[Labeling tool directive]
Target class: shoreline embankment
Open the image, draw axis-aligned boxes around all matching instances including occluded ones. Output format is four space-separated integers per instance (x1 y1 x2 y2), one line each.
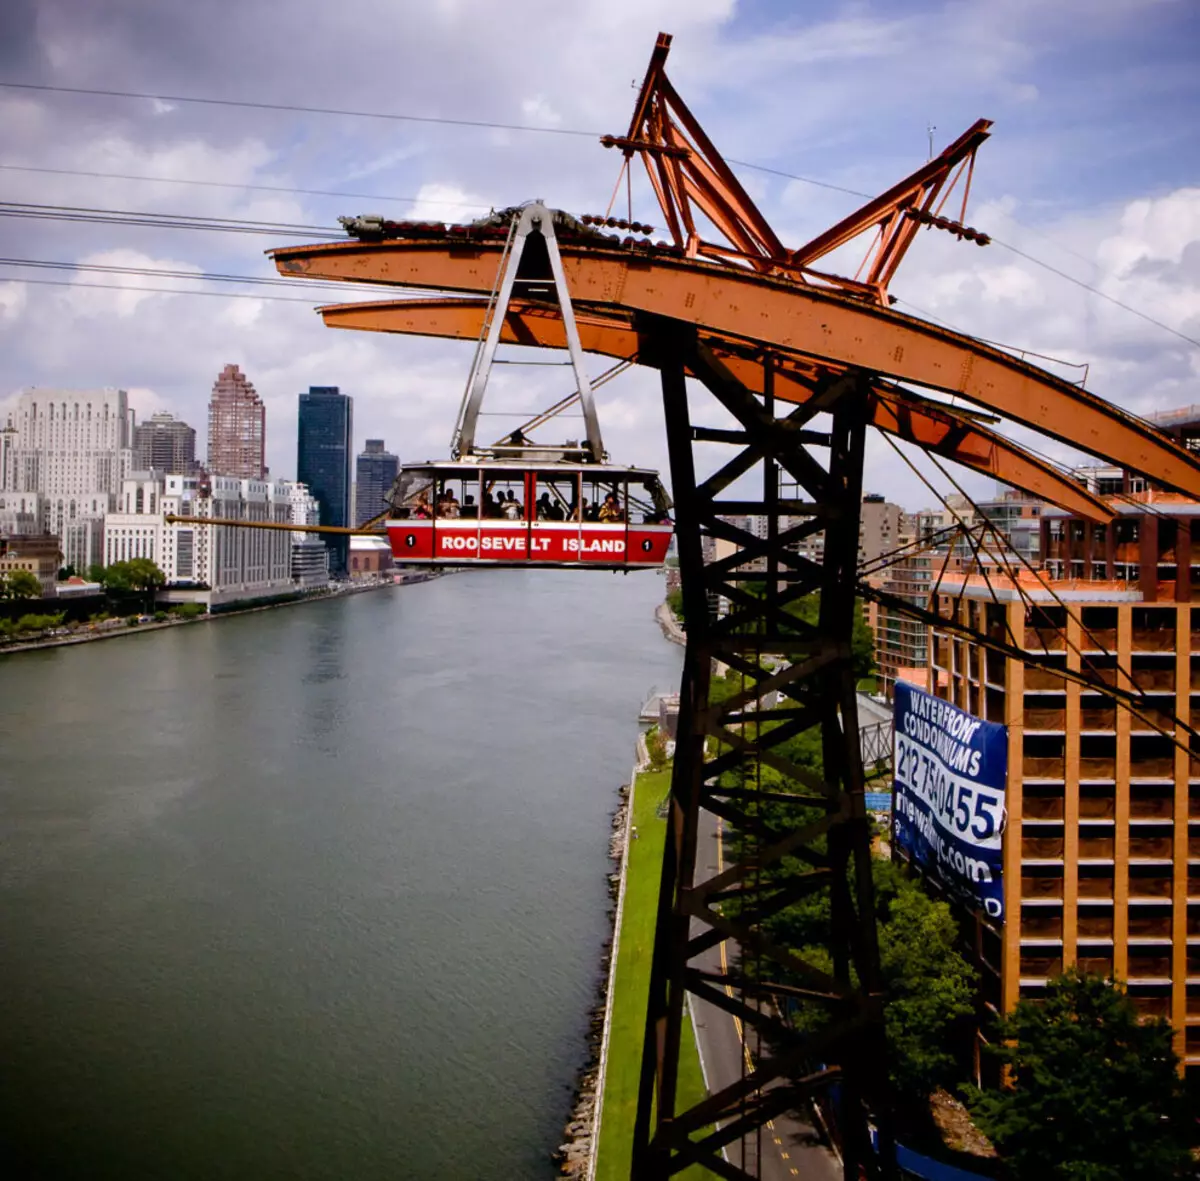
0 576 427 658
554 596 687 1177
554 732 647 1177
654 600 685 647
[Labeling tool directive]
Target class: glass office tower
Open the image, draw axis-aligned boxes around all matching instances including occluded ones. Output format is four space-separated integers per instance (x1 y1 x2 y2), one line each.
355 439 399 526
297 386 353 575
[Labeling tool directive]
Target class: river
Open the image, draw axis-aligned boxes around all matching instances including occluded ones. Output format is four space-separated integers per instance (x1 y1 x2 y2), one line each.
0 570 683 1180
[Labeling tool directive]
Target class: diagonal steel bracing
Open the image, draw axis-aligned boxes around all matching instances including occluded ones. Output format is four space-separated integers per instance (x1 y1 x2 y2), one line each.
633 319 894 1179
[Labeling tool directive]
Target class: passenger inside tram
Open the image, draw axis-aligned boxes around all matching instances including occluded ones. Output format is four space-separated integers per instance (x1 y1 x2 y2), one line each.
391 468 671 531
536 472 576 521
599 493 625 523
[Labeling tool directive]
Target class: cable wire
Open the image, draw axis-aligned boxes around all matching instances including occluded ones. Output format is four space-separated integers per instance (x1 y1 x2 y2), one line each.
0 198 339 233
0 162 492 209
3 276 335 303
991 237 1200 351
0 256 429 298
0 79 601 138
4 80 1195 351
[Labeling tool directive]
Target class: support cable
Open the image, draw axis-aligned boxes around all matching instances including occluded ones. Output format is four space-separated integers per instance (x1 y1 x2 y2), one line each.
864 445 1200 757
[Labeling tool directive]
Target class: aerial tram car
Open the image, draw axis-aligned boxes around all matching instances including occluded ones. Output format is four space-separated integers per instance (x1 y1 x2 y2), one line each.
381 202 674 571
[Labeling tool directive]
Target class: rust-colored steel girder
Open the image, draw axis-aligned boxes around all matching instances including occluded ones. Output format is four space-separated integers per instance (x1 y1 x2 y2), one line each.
313 294 1112 521
271 236 1200 499
609 32 991 304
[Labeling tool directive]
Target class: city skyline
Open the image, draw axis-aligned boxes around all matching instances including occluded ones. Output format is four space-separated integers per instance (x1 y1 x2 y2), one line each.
0 4 1195 509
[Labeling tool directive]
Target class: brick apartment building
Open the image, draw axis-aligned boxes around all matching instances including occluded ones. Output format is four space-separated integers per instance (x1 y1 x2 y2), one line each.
927 490 1200 1073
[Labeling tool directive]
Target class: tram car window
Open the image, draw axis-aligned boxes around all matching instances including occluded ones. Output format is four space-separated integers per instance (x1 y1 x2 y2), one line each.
482 474 526 520
535 471 577 520
434 474 477 519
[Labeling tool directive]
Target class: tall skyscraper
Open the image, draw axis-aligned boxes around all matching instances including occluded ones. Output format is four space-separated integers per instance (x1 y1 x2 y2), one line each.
354 439 399 525
3 387 133 569
297 386 353 575
134 411 197 474
207 363 266 479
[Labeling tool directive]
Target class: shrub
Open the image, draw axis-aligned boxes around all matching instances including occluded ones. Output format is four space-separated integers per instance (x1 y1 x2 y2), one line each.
126 616 140 627
169 603 206 619
153 611 168 622
645 726 670 770
15 613 65 633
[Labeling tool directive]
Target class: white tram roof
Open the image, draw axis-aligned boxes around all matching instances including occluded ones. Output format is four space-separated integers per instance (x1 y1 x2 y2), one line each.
400 459 663 477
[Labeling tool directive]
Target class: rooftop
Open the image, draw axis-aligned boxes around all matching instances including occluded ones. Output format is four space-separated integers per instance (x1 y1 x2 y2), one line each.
937 570 1144 602
1043 488 1200 518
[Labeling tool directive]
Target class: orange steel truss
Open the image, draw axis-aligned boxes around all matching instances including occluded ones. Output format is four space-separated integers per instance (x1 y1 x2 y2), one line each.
605 32 992 305
265 31 1200 1180
274 232 1200 499
314 295 1112 521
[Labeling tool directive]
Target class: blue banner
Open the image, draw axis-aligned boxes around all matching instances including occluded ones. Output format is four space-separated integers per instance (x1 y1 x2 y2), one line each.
892 684 1007 921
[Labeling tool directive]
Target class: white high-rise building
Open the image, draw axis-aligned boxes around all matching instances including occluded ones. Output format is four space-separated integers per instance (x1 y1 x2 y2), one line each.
284 481 329 589
0 424 16 492
104 472 302 607
0 491 43 536
4 388 134 570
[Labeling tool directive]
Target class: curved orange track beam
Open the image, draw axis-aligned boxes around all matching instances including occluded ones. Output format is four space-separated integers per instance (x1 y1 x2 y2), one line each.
272 237 1200 498
316 295 1111 521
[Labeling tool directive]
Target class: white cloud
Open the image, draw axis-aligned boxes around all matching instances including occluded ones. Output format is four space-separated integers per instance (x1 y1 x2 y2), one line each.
405 182 493 222
520 96 562 128
0 0 1196 513
0 281 27 322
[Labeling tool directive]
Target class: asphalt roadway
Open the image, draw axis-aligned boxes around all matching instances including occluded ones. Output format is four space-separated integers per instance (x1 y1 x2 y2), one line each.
688 808 843 1181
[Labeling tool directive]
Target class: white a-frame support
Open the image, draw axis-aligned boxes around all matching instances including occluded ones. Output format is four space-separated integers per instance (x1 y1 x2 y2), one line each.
452 203 605 461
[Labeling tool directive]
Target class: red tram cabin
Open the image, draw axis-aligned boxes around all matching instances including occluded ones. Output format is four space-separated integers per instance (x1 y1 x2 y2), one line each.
386 462 673 571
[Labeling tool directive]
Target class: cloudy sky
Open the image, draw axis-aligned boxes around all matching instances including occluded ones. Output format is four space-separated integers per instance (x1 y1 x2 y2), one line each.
0 0 1197 508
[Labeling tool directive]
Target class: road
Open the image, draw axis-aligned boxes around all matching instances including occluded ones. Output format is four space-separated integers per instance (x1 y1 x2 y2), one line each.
688 808 842 1181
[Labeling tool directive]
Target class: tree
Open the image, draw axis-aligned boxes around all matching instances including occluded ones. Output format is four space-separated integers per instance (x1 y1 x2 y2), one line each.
57 565 76 581
97 560 165 608
2 569 42 599
966 970 1193 1180
739 585 876 681
125 558 166 590
878 877 977 1104
764 859 976 1107
96 563 131 591
126 558 166 612
85 563 106 584
665 586 684 622
782 592 875 681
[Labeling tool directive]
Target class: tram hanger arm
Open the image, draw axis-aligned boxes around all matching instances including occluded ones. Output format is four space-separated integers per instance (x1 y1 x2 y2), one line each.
312 294 1112 522
164 514 388 536
271 236 1200 499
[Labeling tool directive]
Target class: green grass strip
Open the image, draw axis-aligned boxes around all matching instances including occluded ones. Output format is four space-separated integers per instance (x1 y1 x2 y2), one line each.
595 768 710 1181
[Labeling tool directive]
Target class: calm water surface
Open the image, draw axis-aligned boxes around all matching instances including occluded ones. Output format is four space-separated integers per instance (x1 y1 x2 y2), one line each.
0 571 682 1180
